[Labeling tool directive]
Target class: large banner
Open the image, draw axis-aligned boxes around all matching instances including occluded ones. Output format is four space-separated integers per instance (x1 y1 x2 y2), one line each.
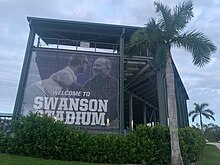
21 50 120 129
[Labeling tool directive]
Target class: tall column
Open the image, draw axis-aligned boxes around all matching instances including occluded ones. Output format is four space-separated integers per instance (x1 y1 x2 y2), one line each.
184 99 189 126
143 104 147 124
156 69 168 126
179 90 185 127
119 28 125 134
13 22 36 120
153 109 156 126
129 93 133 131
175 86 181 128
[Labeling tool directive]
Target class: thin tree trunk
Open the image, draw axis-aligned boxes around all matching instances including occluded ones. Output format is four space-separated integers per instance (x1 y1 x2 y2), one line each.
165 47 183 165
200 113 203 133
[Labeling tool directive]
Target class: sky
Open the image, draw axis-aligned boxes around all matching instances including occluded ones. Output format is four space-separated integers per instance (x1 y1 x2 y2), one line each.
0 0 219 126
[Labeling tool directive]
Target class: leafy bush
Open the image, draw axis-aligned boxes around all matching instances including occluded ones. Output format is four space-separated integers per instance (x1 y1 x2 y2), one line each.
0 132 7 153
2 114 205 164
0 131 14 154
7 113 75 159
127 125 170 164
179 127 205 164
204 123 220 142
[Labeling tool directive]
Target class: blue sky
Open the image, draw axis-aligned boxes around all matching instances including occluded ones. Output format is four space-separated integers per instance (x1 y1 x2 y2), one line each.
0 0 219 126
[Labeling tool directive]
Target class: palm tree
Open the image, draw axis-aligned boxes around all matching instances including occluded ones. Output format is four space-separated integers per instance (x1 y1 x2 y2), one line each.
189 103 215 132
126 1 216 165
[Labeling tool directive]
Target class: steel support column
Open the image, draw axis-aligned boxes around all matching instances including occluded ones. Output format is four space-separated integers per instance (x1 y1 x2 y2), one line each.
119 28 125 134
129 93 133 131
13 21 36 120
143 104 147 124
156 69 168 126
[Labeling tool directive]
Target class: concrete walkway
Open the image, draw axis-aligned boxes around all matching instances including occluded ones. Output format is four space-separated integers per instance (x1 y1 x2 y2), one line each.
207 142 220 150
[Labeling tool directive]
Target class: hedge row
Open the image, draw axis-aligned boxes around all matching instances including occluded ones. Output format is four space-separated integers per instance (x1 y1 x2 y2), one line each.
0 114 205 164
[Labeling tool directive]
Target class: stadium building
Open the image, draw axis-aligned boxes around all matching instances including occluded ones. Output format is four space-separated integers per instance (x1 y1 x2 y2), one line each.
13 17 189 133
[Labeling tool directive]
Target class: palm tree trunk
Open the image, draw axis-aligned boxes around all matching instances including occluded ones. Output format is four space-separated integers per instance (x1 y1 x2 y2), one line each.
200 113 203 133
165 47 183 165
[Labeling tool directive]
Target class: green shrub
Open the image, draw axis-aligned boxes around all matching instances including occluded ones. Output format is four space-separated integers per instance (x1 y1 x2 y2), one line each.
2 114 205 164
127 125 170 164
0 132 7 153
151 126 171 164
0 132 13 154
8 113 75 159
84 133 123 163
179 127 205 164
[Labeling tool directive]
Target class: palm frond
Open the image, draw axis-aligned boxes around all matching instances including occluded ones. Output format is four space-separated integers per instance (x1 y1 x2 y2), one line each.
192 113 199 122
172 0 193 32
125 28 149 56
173 31 217 67
154 43 167 68
193 103 199 106
202 113 215 121
203 109 215 115
209 115 215 121
145 18 164 43
193 103 201 113
200 102 209 109
126 18 165 58
191 102 215 123
188 110 196 116
154 1 172 33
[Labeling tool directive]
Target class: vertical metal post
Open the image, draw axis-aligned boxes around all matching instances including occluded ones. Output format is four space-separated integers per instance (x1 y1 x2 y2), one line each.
176 86 182 128
179 90 187 127
76 41 78 50
119 28 125 134
157 69 168 126
13 21 36 120
37 37 40 47
57 40 59 49
143 104 147 124
153 109 156 126
183 99 189 127
129 93 133 131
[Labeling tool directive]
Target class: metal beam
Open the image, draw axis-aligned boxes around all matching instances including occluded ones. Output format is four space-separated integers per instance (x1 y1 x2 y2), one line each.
119 28 125 134
129 93 133 131
126 71 155 89
126 64 150 87
13 22 36 120
125 90 158 110
157 70 168 126
143 104 147 124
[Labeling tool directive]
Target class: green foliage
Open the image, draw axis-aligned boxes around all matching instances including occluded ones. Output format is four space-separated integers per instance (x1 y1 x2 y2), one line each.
0 131 14 154
179 127 205 164
129 125 171 164
0 118 12 132
204 123 220 142
0 132 7 153
1 115 206 164
6 113 80 160
189 103 215 133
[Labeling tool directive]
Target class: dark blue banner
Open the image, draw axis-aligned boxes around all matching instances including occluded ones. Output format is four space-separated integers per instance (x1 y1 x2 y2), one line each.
22 50 120 129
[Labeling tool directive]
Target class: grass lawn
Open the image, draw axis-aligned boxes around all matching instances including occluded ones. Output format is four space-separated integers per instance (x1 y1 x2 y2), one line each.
0 153 107 165
1 144 219 165
196 144 220 165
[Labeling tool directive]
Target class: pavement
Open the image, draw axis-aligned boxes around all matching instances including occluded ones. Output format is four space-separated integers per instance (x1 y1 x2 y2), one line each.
207 142 220 150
